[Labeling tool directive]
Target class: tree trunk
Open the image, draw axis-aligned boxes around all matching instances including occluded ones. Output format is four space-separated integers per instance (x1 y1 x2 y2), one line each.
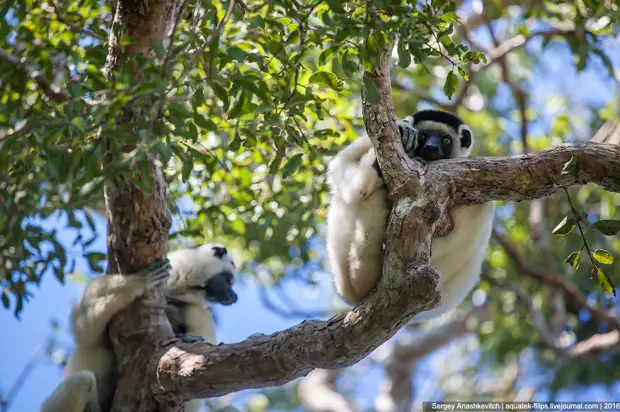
102 1 176 411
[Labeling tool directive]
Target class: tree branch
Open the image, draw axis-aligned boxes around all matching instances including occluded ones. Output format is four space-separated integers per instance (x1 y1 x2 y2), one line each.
298 369 357 412
0 49 70 102
438 143 620 206
375 308 487 412
568 330 620 358
493 231 620 330
483 273 566 353
144 30 620 399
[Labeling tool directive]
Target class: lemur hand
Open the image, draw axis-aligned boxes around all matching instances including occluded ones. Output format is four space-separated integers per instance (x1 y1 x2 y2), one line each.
136 258 171 289
398 117 419 156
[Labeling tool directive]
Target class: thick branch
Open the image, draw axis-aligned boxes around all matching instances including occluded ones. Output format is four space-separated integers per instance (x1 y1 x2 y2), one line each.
434 143 620 205
148 35 620 400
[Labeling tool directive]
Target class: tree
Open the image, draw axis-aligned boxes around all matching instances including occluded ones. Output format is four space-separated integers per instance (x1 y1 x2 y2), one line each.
1 0 619 411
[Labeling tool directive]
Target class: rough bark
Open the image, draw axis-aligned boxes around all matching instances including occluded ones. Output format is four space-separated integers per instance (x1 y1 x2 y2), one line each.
102 1 176 411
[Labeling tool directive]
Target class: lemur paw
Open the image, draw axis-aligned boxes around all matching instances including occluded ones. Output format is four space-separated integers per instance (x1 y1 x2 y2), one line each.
136 258 171 287
398 117 419 155
180 333 212 344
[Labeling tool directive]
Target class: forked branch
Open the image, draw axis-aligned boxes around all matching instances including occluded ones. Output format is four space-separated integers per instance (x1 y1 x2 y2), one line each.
149 35 620 403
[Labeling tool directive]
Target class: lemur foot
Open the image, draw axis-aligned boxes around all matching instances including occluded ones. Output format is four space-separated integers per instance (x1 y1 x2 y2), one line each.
136 258 171 288
180 333 212 344
398 117 419 156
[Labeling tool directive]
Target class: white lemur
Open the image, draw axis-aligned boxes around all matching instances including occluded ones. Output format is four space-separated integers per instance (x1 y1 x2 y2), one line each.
326 109 496 322
40 243 238 412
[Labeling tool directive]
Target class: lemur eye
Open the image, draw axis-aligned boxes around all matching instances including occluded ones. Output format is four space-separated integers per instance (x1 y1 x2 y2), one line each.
442 135 452 145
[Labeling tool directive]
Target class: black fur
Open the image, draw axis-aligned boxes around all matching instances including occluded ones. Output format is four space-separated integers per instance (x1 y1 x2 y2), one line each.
460 128 472 149
204 271 237 305
212 246 228 258
412 109 464 131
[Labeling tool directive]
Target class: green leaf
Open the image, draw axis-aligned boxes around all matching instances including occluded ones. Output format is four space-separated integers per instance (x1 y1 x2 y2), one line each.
592 265 616 296
68 82 83 98
71 117 87 132
1 292 9 309
233 75 271 103
211 82 230 110
592 249 614 265
227 46 247 62
561 154 578 175
86 252 106 273
592 220 620 236
281 153 303 178
181 157 193 182
227 89 247 119
168 102 194 118
151 41 166 58
308 71 344 91
194 114 217 131
552 216 576 236
397 43 411 68
564 251 581 269
443 71 458 98
362 77 381 104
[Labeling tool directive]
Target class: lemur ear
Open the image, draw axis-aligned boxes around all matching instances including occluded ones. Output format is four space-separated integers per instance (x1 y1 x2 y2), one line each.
458 124 473 149
212 246 228 258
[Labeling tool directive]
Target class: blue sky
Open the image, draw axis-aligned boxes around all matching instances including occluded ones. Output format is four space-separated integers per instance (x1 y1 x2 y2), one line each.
2 12 620 412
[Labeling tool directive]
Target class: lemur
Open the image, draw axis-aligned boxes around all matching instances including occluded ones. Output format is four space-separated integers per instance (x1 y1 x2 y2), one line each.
326 109 496 322
40 243 238 412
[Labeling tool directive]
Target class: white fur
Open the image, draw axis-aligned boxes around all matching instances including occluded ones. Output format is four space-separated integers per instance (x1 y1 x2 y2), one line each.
327 126 495 322
41 243 237 412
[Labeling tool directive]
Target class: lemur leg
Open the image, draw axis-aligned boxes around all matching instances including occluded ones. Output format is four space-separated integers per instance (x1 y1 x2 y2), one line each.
413 201 496 322
70 259 171 347
40 371 101 412
346 186 391 301
328 141 389 303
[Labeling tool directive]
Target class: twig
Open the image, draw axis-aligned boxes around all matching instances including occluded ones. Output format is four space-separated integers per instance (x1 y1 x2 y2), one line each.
493 231 620 330
0 49 70 102
482 273 566 353
0 345 43 412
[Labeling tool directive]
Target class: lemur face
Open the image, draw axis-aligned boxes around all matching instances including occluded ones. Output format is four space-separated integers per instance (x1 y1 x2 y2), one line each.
414 128 455 161
411 110 474 160
192 243 238 305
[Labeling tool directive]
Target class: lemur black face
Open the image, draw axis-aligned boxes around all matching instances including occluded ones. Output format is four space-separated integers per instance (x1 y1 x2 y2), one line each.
204 271 238 305
414 130 454 161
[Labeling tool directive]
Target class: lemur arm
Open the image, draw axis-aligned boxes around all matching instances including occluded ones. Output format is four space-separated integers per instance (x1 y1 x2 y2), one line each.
70 260 171 347
41 260 171 412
